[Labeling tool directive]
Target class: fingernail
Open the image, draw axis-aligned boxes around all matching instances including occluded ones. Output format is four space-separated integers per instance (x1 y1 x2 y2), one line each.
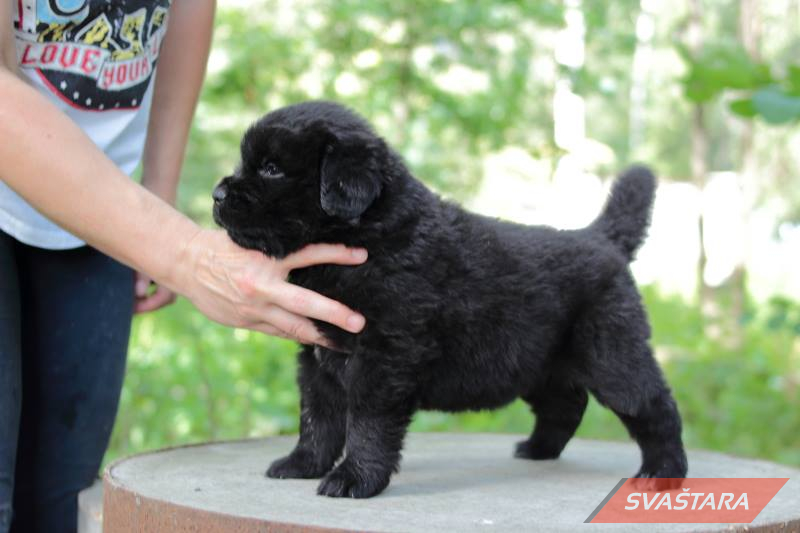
135 281 147 295
351 249 368 261
346 314 365 331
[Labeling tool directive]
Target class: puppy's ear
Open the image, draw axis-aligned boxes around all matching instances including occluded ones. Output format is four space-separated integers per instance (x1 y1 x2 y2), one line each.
319 132 385 220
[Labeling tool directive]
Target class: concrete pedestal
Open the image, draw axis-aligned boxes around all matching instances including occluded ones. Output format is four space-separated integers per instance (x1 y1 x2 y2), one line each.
102 433 800 532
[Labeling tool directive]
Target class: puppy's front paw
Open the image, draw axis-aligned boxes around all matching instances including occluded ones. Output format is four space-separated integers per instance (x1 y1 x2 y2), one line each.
514 438 562 460
317 460 390 498
266 452 329 479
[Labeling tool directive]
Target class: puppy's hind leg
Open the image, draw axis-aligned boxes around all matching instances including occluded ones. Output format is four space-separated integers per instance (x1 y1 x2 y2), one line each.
607 386 686 491
267 346 346 479
575 279 688 489
515 381 588 460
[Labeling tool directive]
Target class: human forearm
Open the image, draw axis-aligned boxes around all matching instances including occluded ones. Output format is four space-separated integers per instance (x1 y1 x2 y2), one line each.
140 0 215 203
0 69 199 287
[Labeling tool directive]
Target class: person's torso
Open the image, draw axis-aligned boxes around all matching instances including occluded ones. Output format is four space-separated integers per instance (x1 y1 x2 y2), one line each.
0 0 172 249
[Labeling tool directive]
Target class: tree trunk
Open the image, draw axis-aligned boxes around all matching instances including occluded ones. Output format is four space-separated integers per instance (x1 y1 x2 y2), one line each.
552 0 586 181
687 0 715 321
727 0 761 344
691 104 714 317
628 1 654 155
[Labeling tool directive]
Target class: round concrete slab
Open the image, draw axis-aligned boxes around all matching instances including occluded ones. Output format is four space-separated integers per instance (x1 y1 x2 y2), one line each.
103 433 800 532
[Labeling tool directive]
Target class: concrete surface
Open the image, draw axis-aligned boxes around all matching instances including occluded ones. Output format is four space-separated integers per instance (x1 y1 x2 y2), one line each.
77 480 102 533
103 433 800 533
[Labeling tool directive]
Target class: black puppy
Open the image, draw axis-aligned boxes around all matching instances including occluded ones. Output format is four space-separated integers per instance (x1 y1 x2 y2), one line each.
213 101 688 498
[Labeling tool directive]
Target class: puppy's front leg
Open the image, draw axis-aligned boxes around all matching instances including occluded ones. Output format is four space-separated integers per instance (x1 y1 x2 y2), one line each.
317 356 416 498
267 346 346 479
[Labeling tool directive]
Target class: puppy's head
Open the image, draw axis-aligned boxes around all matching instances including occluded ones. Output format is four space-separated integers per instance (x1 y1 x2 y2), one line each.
213 101 390 257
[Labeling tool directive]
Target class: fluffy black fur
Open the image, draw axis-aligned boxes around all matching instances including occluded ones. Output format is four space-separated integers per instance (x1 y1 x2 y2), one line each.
212 101 688 498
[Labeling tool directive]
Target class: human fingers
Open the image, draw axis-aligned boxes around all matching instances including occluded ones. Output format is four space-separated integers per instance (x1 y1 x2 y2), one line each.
249 322 289 339
134 285 177 313
256 304 332 346
135 272 152 298
270 283 365 333
249 321 339 350
280 243 367 272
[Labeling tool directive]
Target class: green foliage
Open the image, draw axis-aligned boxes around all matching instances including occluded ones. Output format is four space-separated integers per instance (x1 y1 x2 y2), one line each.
662 295 800 466
679 41 772 102
193 1 565 201
746 85 800 124
678 41 800 124
107 300 302 464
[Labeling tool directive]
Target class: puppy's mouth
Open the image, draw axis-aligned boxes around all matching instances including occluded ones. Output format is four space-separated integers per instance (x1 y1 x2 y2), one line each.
212 194 246 232
212 199 271 253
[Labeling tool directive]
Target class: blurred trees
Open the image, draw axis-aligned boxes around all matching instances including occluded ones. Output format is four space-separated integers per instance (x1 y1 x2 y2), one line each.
675 0 799 335
183 0 800 229
569 0 800 333
192 0 564 202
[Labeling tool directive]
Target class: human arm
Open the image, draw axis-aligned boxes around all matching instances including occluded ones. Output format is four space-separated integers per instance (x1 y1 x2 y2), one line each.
141 0 214 205
0 1 366 344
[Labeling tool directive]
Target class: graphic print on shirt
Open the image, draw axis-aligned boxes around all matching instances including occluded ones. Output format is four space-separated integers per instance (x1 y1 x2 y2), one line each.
13 1 171 111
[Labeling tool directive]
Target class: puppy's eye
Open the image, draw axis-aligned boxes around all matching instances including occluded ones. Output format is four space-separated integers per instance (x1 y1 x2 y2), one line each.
259 161 284 179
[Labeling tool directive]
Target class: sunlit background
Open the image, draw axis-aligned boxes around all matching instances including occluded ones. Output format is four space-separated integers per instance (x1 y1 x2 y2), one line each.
109 0 800 468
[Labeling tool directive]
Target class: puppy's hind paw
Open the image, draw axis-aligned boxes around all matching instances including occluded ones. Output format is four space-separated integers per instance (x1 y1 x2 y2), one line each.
631 474 685 491
317 460 390 498
514 439 563 460
266 452 329 479
632 454 688 491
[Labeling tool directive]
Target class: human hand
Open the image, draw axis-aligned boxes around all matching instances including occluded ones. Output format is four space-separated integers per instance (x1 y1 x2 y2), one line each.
134 272 177 314
174 229 367 347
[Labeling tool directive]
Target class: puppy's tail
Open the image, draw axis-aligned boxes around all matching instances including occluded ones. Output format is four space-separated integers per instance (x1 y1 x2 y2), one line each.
589 165 656 262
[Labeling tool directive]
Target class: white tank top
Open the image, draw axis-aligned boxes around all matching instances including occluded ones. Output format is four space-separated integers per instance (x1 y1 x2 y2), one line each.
0 0 172 249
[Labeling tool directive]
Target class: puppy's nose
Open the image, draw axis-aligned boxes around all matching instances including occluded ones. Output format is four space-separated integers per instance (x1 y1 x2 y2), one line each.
212 183 228 203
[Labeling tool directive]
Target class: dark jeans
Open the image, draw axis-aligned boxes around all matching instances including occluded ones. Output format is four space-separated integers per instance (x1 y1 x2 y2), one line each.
0 231 133 533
